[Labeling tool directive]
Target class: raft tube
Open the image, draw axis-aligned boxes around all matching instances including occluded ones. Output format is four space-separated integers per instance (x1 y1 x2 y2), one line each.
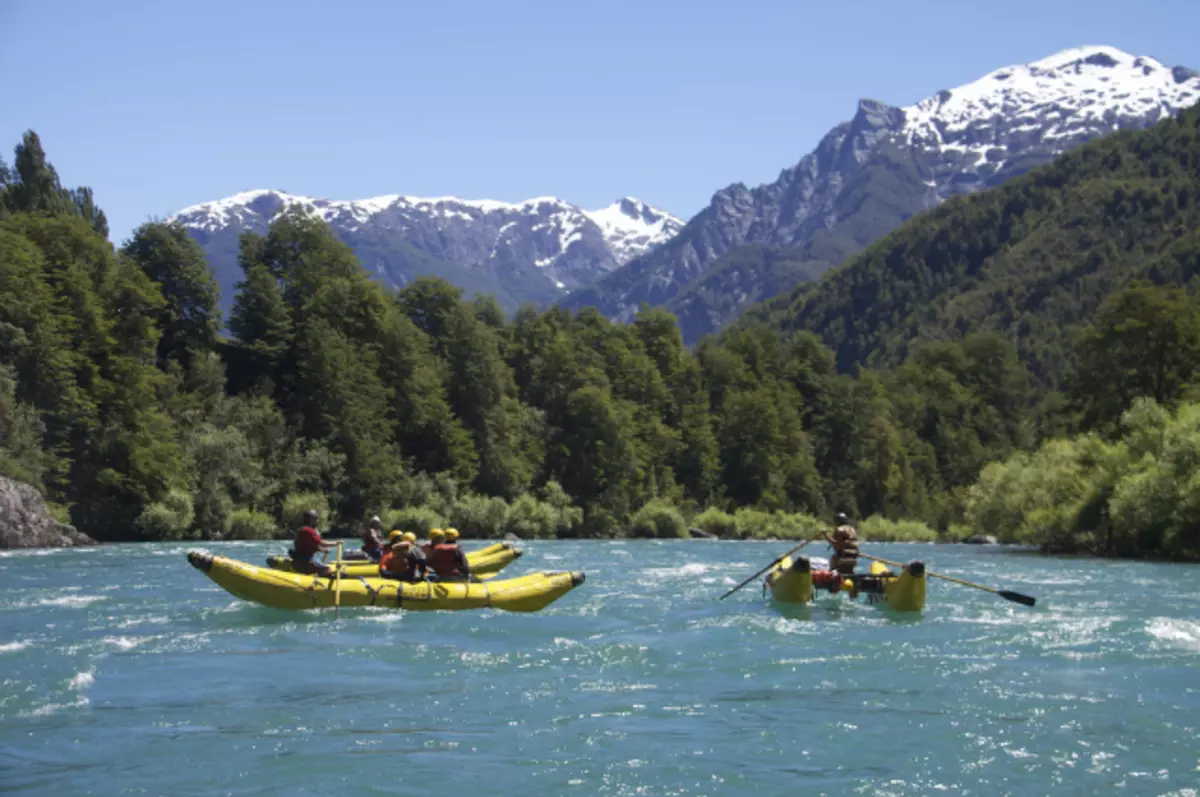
764 556 925 612
188 551 584 613
264 541 522 580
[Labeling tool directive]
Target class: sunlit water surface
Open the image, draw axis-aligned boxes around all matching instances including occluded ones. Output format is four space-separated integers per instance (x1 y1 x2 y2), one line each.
1 541 1198 795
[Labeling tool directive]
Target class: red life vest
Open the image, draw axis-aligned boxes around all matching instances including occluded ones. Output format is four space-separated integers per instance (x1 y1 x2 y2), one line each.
383 548 419 580
429 543 462 578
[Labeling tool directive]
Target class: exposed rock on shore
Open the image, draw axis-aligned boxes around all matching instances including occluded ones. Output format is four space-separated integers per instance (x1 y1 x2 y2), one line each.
0 476 97 549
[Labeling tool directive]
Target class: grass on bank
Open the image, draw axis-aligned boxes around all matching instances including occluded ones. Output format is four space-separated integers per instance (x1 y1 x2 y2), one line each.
132 470 949 543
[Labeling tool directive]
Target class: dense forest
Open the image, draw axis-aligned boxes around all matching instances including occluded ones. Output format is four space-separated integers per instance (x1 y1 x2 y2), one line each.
750 103 1200 391
2 104 1200 560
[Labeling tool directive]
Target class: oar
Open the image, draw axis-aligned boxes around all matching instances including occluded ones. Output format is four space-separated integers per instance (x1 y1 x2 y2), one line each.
334 541 343 618
858 552 1036 607
719 532 825 600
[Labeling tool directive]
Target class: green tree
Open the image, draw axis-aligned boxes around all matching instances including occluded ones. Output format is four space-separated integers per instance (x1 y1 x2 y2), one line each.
229 263 293 358
0 363 52 490
122 222 220 367
1071 282 1200 430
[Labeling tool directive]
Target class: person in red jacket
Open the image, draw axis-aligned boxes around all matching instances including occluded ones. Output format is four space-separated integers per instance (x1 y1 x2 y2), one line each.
291 509 336 577
428 528 472 582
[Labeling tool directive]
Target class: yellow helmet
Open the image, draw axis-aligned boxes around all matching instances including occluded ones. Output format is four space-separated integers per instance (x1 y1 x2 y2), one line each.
445 528 460 541
402 532 417 544
388 530 402 541
429 528 445 541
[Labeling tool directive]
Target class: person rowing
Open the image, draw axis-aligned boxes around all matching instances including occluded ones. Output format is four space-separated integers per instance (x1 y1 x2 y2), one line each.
290 509 336 577
826 512 860 577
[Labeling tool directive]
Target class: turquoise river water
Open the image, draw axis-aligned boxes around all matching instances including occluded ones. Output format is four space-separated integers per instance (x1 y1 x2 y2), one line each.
1 540 1198 796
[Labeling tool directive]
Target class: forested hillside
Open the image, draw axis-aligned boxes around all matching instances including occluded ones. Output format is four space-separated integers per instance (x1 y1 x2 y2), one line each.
751 102 1200 390
3 118 1199 559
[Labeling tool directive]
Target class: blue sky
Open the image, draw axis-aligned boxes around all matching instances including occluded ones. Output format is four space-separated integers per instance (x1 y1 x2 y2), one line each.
2 0 1196 243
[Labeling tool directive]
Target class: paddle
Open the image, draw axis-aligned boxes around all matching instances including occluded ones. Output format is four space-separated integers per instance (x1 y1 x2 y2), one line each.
334 541 343 618
719 532 826 600
858 552 1037 607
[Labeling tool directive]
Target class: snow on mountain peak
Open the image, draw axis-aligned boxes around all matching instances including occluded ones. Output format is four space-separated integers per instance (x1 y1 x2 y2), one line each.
584 198 684 265
1028 45 1135 71
898 45 1200 158
169 189 682 296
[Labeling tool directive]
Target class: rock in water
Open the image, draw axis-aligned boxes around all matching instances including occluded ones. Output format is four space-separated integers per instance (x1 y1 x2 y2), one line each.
0 477 97 549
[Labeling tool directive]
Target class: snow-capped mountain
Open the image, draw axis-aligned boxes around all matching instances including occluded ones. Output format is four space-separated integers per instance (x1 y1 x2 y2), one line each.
561 46 1200 342
171 190 682 315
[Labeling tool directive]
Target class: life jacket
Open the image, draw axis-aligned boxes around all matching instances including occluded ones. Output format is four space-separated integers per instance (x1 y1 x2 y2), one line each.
429 543 463 578
390 551 420 580
832 525 859 557
813 570 840 589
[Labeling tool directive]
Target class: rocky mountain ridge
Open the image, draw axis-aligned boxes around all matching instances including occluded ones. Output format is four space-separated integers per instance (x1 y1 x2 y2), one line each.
560 45 1200 342
171 190 682 314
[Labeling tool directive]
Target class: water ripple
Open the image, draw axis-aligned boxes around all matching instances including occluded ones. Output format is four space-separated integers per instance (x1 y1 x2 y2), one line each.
0 541 1197 795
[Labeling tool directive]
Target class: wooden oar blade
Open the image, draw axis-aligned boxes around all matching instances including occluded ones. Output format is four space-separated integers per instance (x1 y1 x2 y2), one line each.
998 590 1036 607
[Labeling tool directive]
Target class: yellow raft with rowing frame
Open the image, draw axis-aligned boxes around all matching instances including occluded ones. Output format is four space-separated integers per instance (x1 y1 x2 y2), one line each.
188 550 583 612
263 541 522 580
764 555 926 612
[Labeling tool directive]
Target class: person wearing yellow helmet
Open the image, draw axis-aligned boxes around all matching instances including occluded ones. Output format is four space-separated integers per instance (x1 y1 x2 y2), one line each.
419 529 443 574
423 528 445 557
379 533 428 582
377 530 404 577
402 532 417 545
428 527 471 582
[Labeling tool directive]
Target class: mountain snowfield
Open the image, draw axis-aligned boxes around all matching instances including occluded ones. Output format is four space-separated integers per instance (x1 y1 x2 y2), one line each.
171 189 682 314
171 45 1199 330
898 45 1200 192
560 45 1200 342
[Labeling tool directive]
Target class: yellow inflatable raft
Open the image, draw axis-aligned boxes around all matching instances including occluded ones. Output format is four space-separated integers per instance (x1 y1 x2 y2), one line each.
188 550 583 613
764 555 925 612
264 541 522 580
